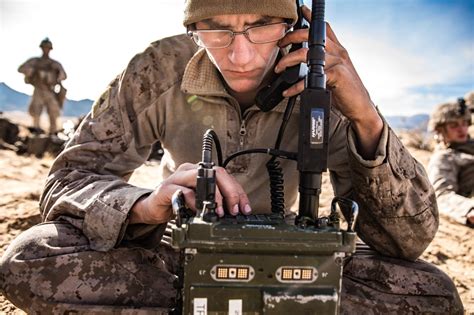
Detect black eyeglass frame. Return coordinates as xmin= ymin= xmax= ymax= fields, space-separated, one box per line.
xmin=187 ymin=22 xmax=293 ymax=49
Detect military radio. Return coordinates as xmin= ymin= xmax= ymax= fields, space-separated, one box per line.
xmin=171 ymin=1 xmax=359 ymax=314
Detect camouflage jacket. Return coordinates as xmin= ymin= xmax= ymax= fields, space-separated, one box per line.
xmin=18 ymin=56 xmax=67 ymax=89
xmin=428 ymin=140 xmax=474 ymax=224
xmin=40 ymin=34 xmax=438 ymax=260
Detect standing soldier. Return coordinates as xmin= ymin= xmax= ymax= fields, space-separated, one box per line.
xmin=428 ymin=95 xmax=474 ymax=227
xmin=18 ymin=37 xmax=67 ymax=134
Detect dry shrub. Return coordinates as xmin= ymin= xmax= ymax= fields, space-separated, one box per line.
xmin=396 ymin=130 xmax=434 ymax=151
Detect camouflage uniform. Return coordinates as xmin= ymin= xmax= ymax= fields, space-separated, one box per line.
xmin=427 ymin=99 xmax=474 ymax=225
xmin=428 ymin=141 xmax=474 ymax=225
xmin=18 ymin=42 xmax=67 ymax=134
xmin=1 ymin=35 xmax=463 ymax=313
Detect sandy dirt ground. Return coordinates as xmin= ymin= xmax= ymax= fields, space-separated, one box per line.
xmin=0 ymin=115 xmax=472 ymax=313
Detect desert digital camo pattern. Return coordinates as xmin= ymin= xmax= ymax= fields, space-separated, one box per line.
xmin=0 ymin=34 xmax=463 ymax=313
xmin=341 ymin=245 xmax=463 ymax=314
xmin=18 ymin=56 xmax=67 ymax=133
xmin=428 ymin=140 xmax=474 ymax=225
xmin=1 ymin=223 xmax=462 ymax=314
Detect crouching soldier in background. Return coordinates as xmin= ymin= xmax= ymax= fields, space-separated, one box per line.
xmin=428 ymin=91 xmax=474 ymax=227
xmin=18 ymin=37 xmax=67 ymax=135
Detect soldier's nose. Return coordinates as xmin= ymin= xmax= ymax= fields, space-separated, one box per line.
xmin=228 ymin=35 xmax=254 ymax=66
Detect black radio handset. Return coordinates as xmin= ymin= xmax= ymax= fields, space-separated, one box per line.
xmin=296 ymin=0 xmax=331 ymax=226
xmin=255 ymin=0 xmax=308 ymax=112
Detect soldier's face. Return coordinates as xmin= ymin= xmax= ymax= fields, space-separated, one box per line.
xmin=196 ymin=14 xmax=283 ymax=95
xmin=441 ymin=118 xmax=470 ymax=144
xmin=41 ymin=46 xmax=52 ymax=55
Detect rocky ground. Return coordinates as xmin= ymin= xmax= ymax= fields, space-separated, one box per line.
xmin=0 ymin=118 xmax=472 ymax=313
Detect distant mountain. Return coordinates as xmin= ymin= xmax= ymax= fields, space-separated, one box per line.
xmin=384 ymin=114 xmax=429 ymax=131
xmin=0 ymin=82 xmax=93 ymax=117
xmin=1 ymin=82 xmax=430 ymax=130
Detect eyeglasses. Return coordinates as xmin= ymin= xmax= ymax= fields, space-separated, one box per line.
xmin=188 ymin=22 xmax=291 ymax=49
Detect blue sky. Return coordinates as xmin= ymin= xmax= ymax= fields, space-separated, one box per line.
xmin=1 ymin=0 xmax=473 ymax=116
xmin=324 ymin=0 xmax=473 ymax=115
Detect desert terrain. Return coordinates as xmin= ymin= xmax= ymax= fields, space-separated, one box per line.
xmin=0 ymin=114 xmax=472 ymax=313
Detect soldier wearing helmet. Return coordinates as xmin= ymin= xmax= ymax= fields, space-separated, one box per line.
xmin=40 ymin=37 xmax=53 ymax=49
xmin=18 ymin=37 xmax=67 ymax=134
xmin=428 ymin=98 xmax=471 ymax=143
xmin=428 ymin=96 xmax=474 ymax=228
xmin=1 ymin=1 xmax=462 ymax=314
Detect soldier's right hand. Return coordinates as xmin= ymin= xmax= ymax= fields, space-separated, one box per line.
xmin=128 ymin=163 xmax=252 ymax=224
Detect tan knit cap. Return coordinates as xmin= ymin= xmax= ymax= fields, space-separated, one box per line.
xmin=183 ymin=0 xmax=298 ymax=26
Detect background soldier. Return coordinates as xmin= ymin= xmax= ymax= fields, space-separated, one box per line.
xmin=18 ymin=37 xmax=67 ymax=134
xmin=428 ymin=94 xmax=474 ymax=227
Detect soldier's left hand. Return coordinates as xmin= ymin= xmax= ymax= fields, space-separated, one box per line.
xmin=276 ymin=5 xmax=383 ymax=157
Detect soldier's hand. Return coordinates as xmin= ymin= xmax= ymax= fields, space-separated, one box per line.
xmin=276 ymin=5 xmax=383 ymax=158
xmin=277 ymin=5 xmax=372 ymax=118
xmin=129 ymin=163 xmax=251 ymax=224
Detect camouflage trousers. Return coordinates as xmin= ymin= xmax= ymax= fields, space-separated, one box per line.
xmin=0 ymin=221 xmax=463 ymax=314
xmin=29 ymin=87 xmax=61 ymax=134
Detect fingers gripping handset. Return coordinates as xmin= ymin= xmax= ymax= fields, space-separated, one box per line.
xmin=256 ymin=0 xmax=308 ymax=112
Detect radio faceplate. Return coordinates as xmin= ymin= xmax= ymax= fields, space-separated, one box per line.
xmin=172 ymin=215 xmax=357 ymax=314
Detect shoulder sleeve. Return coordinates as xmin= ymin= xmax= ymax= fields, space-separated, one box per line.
xmin=40 ymin=34 xmax=196 ymax=251
xmin=18 ymin=58 xmax=37 ymax=76
xmin=330 ymin=113 xmax=438 ymax=260
xmin=428 ymin=150 xmax=474 ymax=224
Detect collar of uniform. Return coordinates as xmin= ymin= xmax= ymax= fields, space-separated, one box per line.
xmin=181 ymin=48 xmax=229 ymax=98
xmin=448 ymin=139 xmax=474 ymax=154
xmin=181 ymin=48 xmax=297 ymax=114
